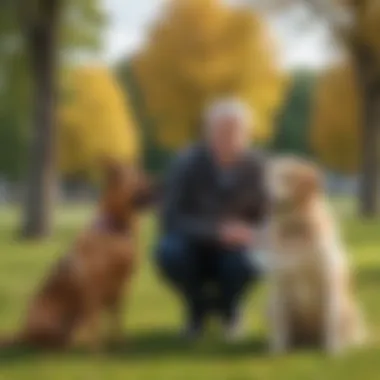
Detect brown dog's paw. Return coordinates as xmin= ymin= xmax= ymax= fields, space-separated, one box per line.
xmin=107 ymin=334 xmax=127 ymax=352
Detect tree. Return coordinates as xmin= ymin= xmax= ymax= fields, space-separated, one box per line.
xmin=347 ymin=1 xmax=380 ymax=217
xmin=58 ymin=66 xmax=139 ymax=175
xmin=17 ymin=0 xmax=63 ymax=239
xmin=0 ymin=0 xmax=105 ymax=183
xmin=254 ymin=0 xmax=380 ymax=217
xmin=119 ymin=0 xmax=286 ymax=171
xmin=311 ymin=61 xmax=362 ymax=174
xmin=272 ymin=70 xmax=315 ymax=157
xmin=0 ymin=0 xmax=105 ymax=238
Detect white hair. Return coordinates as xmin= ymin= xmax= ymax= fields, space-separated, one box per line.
xmin=204 ymin=98 xmax=254 ymax=133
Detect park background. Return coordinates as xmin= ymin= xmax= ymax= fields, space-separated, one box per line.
xmin=1 ymin=0 xmax=380 ymax=379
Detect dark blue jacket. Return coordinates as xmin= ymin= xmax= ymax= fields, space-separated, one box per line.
xmin=161 ymin=143 xmax=269 ymax=242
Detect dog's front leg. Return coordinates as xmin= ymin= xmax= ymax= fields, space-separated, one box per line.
xmin=269 ymin=281 xmax=290 ymax=354
xmin=82 ymin=295 xmax=103 ymax=352
xmin=322 ymin=255 xmax=343 ymax=355
xmin=107 ymin=297 xmax=125 ymax=347
xmin=324 ymin=286 xmax=341 ymax=354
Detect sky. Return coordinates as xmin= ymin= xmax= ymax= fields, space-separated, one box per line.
xmin=102 ymin=0 xmax=333 ymax=70
xmin=102 ymin=0 xmax=163 ymax=62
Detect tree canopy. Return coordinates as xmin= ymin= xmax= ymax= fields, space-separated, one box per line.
xmin=272 ymin=71 xmax=315 ymax=157
xmin=119 ymin=0 xmax=286 ymax=170
xmin=311 ymin=61 xmax=362 ymax=174
xmin=58 ymin=66 xmax=139 ymax=175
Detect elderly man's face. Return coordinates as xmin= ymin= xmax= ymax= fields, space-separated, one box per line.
xmin=208 ymin=115 xmax=249 ymax=166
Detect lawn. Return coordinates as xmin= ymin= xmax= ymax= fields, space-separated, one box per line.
xmin=0 ymin=203 xmax=380 ymax=379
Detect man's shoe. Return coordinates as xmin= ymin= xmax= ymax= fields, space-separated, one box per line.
xmin=223 ymin=315 xmax=244 ymax=343
xmin=182 ymin=320 xmax=203 ymax=341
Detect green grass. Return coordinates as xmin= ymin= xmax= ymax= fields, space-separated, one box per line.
xmin=1 ymin=203 xmax=380 ymax=379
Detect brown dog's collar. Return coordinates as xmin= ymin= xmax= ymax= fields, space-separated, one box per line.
xmin=92 ymin=217 xmax=130 ymax=234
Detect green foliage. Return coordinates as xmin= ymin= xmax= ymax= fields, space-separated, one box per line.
xmin=0 ymin=114 xmax=29 ymax=181
xmin=61 ymin=0 xmax=107 ymax=56
xmin=0 ymin=46 xmax=31 ymax=181
xmin=0 ymin=0 xmax=106 ymax=180
xmin=271 ymin=71 xmax=315 ymax=157
xmin=116 ymin=63 xmax=172 ymax=174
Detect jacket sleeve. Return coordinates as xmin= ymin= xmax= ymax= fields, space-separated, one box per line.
xmin=161 ymin=151 xmax=220 ymax=241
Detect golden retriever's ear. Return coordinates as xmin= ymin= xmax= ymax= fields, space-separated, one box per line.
xmin=301 ymin=165 xmax=322 ymax=198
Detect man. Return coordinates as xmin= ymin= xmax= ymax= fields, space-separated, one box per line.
xmin=156 ymin=98 xmax=269 ymax=341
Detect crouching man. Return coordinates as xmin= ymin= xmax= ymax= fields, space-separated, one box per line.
xmin=156 ymin=99 xmax=269 ymax=341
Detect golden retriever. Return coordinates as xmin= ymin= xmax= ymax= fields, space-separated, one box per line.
xmin=266 ymin=156 xmax=365 ymax=354
xmin=1 ymin=161 xmax=154 ymax=351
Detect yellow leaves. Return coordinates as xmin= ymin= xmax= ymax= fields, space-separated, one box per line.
xmin=58 ymin=66 xmax=139 ymax=175
xmin=338 ymin=0 xmax=380 ymax=63
xmin=358 ymin=2 xmax=380 ymax=61
xmin=311 ymin=61 xmax=362 ymax=174
xmin=132 ymin=0 xmax=286 ymax=150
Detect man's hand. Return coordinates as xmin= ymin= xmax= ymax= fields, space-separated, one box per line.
xmin=219 ymin=221 xmax=254 ymax=247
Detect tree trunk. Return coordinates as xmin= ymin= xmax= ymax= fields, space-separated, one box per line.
xmin=359 ymin=93 xmax=380 ymax=218
xmin=353 ymin=48 xmax=380 ymax=218
xmin=20 ymin=1 xmax=61 ymax=239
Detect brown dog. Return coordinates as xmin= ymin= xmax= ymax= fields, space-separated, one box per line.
xmin=1 ymin=161 xmax=154 ymax=350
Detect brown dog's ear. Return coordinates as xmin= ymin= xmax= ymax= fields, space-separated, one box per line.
xmin=133 ymin=174 xmax=161 ymax=209
xmin=99 ymin=157 xmax=125 ymax=186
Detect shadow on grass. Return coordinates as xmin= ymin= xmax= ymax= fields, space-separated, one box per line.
xmin=0 ymin=346 xmax=41 ymax=364
xmin=357 ymin=267 xmax=380 ymax=288
xmin=0 ymin=329 xmax=266 ymax=364
xmin=117 ymin=328 xmax=266 ymax=360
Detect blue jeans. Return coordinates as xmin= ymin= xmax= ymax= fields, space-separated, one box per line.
xmin=156 ymin=234 xmax=261 ymax=325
